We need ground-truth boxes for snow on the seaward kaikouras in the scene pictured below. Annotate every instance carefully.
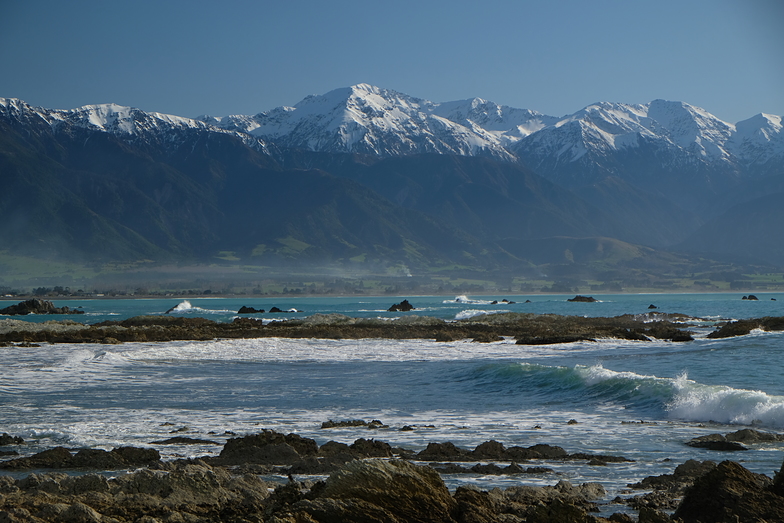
[200,84,516,161]
[0,97,268,152]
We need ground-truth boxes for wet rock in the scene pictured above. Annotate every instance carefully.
[708,315,784,338]
[388,299,415,312]
[648,304,657,309]
[742,294,759,300]
[686,434,748,451]
[725,428,784,443]
[674,459,784,523]
[149,436,219,445]
[321,418,387,429]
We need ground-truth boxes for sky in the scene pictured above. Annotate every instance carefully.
[1,0,782,124]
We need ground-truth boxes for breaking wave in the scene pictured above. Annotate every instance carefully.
[469,363,784,429]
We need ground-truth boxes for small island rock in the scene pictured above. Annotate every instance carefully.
[388,299,415,312]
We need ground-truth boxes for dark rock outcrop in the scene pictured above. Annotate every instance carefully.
[0,433,24,445]
[149,436,219,445]
[0,311,699,345]
[674,459,784,523]
[708,315,784,338]
[0,299,84,315]
[211,429,318,466]
[388,299,415,312]
[686,434,748,451]
[0,446,160,470]
[238,305,264,314]
[568,295,597,302]
[321,419,387,429]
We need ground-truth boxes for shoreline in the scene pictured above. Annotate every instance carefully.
[1,427,783,522]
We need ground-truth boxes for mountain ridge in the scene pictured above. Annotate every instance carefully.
[2,86,783,273]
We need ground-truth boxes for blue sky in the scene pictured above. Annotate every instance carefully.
[2,0,782,123]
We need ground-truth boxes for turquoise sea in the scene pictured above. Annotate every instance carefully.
[1,293,783,511]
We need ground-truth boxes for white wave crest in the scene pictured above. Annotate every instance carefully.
[668,375,784,428]
[447,295,494,305]
[454,309,503,320]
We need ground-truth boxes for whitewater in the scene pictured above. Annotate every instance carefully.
[1,293,783,501]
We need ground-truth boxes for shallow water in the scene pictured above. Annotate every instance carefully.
[1,293,783,507]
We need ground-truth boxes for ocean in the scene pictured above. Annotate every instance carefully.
[1,293,783,510]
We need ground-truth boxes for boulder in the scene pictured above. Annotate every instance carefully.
[388,299,415,312]
[315,459,457,523]
[214,429,318,465]
[674,460,784,522]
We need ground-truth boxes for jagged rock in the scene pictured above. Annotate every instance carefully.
[567,295,597,302]
[0,299,84,315]
[388,299,415,312]
[238,306,264,314]
[674,459,784,523]
[648,304,657,309]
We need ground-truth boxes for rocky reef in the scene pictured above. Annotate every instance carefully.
[1,427,783,522]
[0,310,702,345]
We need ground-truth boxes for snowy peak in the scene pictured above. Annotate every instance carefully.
[216,84,515,160]
[0,98,268,153]
[645,99,735,158]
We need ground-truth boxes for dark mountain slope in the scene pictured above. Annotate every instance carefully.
[0,119,500,269]
[677,191,784,265]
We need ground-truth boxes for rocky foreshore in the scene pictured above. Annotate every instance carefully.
[0,309,703,345]
[1,428,783,522]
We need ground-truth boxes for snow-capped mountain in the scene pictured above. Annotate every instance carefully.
[199,84,516,161]
[0,97,268,152]
[197,84,782,185]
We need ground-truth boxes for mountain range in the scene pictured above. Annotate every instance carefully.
[1,84,782,280]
